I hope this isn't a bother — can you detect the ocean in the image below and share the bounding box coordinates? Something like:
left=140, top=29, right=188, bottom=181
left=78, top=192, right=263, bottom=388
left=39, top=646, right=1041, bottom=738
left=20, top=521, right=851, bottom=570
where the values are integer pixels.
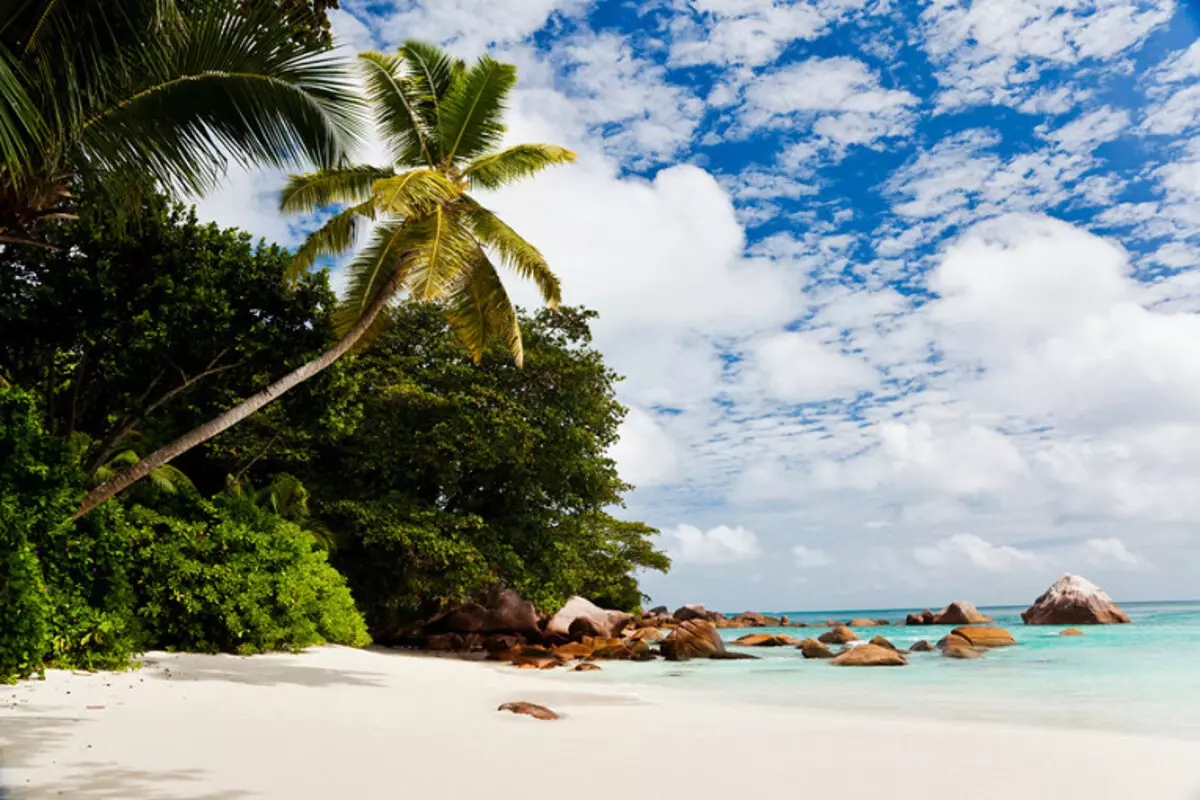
left=554, top=601, right=1200, bottom=740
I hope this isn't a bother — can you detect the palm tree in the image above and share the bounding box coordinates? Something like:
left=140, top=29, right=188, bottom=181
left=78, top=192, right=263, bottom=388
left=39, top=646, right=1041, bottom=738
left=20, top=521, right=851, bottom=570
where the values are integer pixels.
left=74, top=41, right=574, bottom=517
left=0, top=1, right=363, bottom=247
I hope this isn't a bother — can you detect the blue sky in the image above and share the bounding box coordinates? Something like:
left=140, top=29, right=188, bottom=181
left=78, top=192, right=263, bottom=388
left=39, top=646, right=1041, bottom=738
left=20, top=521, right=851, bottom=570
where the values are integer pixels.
left=199, top=1, right=1200, bottom=611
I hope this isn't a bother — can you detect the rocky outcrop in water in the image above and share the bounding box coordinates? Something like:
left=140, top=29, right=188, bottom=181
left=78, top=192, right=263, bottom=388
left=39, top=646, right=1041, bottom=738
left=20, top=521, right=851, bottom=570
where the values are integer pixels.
left=818, top=626, right=858, bottom=645
left=831, top=644, right=907, bottom=666
left=797, top=638, right=835, bottom=659
left=547, top=596, right=633, bottom=640
left=1021, top=574, right=1131, bottom=625
left=950, top=626, right=1016, bottom=648
left=661, top=619, right=727, bottom=661
left=932, top=601, right=993, bottom=625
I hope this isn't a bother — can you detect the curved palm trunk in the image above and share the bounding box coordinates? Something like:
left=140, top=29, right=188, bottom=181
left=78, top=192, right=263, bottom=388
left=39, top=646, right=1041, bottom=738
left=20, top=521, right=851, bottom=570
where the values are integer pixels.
left=73, top=272, right=404, bottom=519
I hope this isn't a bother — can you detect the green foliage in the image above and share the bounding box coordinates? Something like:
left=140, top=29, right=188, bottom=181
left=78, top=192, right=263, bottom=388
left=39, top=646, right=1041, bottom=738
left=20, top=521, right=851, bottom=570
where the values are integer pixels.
left=0, top=0, right=363, bottom=246
left=0, top=188, right=343, bottom=494
left=235, top=303, right=670, bottom=637
left=116, top=499, right=369, bottom=653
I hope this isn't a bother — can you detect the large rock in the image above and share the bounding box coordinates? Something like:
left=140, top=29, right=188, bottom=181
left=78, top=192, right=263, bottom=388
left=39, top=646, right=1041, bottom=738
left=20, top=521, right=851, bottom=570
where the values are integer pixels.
left=868, top=635, right=899, bottom=652
left=661, top=619, right=726, bottom=661
left=643, top=606, right=669, bottom=618
left=818, top=626, right=858, bottom=645
left=1021, top=574, right=1131, bottom=625
left=626, top=627, right=665, bottom=643
left=932, top=601, right=993, bottom=626
left=951, top=626, right=1016, bottom=648
left=798, top=638, right=835, bottom=659
left=423, top=587, right=540, bottom=639
left=673, top=603, right=715, bottom=622
left=547, top=596, right=633, bottom=640
left=846, top=618, right=878, bottom=627
left=831, top=644, right=907, bottom=666
left=732, top=633, right=798, bottom=647
left=905, top=609, right=936, bottom=625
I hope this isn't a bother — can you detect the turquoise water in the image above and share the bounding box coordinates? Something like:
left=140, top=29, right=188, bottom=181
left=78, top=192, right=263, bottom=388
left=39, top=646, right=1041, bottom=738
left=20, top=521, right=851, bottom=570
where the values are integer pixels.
left=567, top=602, right=1200, bottom=740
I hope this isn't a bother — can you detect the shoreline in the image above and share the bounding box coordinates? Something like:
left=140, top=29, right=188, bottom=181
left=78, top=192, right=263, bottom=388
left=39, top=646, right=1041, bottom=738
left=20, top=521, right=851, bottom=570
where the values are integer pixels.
left=3, top=646, right=1199, bottom=799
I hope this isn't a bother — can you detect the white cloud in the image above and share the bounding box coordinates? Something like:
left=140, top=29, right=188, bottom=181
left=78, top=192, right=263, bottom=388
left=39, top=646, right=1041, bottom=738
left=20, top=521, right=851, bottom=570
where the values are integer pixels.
left=793, top=545, right=833, bottom=568
left=1085, top=537, right=1144, bottom=568
left=356, top=0, right=590, bottom=53
left=913, top=533, right=1041, bottom=572
left=610, top=406, right=683, bottom=488
left=667, top=524, right=763, bottom=564
left=920, top=0, right=1175, bottom=112
left=669, top=0, right=871, bottom=68
left=750, top=331, right=877, bottom=403
left=1040, top=106, right=1131, bottom=154
left=735, top=56, right=918, bottom=153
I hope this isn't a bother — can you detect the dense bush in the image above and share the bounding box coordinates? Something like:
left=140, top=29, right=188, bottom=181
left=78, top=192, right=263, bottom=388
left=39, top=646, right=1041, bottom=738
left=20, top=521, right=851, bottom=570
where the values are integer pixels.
left=118, top=498, right=369, bottom=654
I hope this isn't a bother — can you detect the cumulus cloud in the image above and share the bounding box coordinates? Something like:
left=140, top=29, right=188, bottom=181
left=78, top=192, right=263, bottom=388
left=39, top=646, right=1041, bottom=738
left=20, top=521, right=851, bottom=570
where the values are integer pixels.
left=1085, top=537, right=1144, bottom=568
left=913, top=534, right=1041, bottom=572
left=667, top=525, right=763, bottom=565
left=750, top=331, right=877, bottom=403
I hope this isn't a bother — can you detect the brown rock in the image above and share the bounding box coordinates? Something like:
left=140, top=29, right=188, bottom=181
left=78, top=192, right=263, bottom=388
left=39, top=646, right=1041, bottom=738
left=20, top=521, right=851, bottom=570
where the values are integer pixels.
left=482, top=587, right=541, bottom=636
left=1021, top=574, right=1131, bottom=625
left=875, top=619, right=891, bottom=626
left=626, top=627, right=665, bottom=643
left=423, top=633, right=466, bottom=651
left=733, top=633, right=799, bottom=647
left=673, top=604, right=715, bottom=622
left=909, top=640, right=935, bottom=652
left=798, top=639, right=835, bottom=659
left=643, top=606, right=669, bottom=618
left=942, top=644, right=982, bottom=659
left=932, top=601, right=993, bottom=625
left=1060, top=628, right=1085, bottom=636
left=547, top=596, right=633, bottom=640
left=847, top=618, right=878, bottom=627
left=661, top=619, right=726, bottom=661
left=831, top=644, right=907, bottom=666
left=936, top=633, right=970, bottom=650
left=906, top=609, right=937, bottom=625
left=483, top=634, right=524, bottom=653
left=818, top=626, right=858, bottom=645
left=950, top=626, right=1016, bottom=648
left=868, top=635, right=898, bottom=651
left=511, top=646, right=560, bottom=669
left=552, top=642, right=594, bottom=660
left=498, top=702, right=558, bottom=720
left=780, top=616, right=790, bottom=626
left=573, top=663, right=602, bottom=672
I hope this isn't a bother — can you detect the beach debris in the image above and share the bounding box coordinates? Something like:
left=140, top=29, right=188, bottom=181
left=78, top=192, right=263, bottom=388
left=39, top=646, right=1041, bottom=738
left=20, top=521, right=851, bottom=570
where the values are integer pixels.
left=661, top=619, right=726, bottom=661
left=732, top=633, right=799, bottom=647
left=950, top=626, right=1016, bottom=648
left=831, top=644, right=907, bottom=666
left=932, top=601, right=993, bottom=626
left=547, top=596, right=633, bottom=640
left=909, top=640, right=935, bottom=652
left=573, top=663, right=602, bottom=672
left=1021, top=574, right=1131, bottom=625
left=498, top=702, right=559, bottom=721
left=797, top=638, right=835, bottom=659
left=1060, top=628, right=1084, bottom=636
left=818, top=626, right=858, bottom=645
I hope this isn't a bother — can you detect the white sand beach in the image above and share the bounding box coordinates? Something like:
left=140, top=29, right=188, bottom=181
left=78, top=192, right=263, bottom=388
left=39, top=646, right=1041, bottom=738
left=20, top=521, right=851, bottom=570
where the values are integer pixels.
left=2, top=646, right=1198, bottom=799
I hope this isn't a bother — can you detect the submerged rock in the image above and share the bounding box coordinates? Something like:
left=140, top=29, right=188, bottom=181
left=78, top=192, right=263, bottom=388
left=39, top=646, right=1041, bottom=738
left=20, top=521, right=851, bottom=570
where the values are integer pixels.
left=831, top=644, right=907, bottom=666
left=868, top=635, right=899, bottom=652
left=909, top=640, right=935, bottom=652
left=932, top=601, right=993, bottom=626
left=1021, top=574, right=1131, bottom=625
left=818, top=626, right=858, bottom=645
left=798, top=638, right=835, bottom=659
left=1060, top=628, right=1085, bottom=636
left=950, top=626, right=1016, bottom=648
left=942, top=644, right=982, bottom=659
left=573, top=663, right=602, bottom=672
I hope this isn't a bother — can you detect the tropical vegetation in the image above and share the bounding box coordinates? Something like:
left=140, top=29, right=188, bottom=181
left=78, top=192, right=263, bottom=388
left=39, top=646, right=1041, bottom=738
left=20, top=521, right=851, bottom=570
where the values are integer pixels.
left=0, top=8, right=666, bottom=682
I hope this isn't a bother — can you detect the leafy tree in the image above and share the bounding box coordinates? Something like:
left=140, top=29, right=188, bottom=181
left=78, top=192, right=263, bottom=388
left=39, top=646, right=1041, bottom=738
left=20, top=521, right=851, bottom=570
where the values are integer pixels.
left=0, top=0, right=362, bottom=247
left=0, top=190, right=341, bottom=494
left=76, top=41, right=575, bottom=517
left=244, top=303, right=670, bottom=637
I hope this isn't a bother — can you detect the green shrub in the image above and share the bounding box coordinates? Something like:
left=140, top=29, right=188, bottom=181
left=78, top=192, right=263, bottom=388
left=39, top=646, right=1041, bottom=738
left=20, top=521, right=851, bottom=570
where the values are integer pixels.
left=122, top=499, right=369, bottom=653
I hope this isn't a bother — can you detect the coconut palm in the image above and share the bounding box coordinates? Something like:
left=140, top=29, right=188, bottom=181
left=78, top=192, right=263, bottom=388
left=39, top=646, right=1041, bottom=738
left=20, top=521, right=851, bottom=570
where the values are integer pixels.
left=0, top=1, right=363, bottom=247
left=74, top=41, right=574, bottom=517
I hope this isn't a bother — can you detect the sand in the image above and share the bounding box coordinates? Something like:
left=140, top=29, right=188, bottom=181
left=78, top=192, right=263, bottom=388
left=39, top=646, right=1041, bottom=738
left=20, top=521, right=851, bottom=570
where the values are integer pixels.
left=1, top=646, right=1198, bottom=799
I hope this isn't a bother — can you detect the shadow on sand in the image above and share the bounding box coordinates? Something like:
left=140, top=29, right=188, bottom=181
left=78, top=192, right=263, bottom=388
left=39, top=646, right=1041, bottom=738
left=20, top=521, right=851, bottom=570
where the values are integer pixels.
left=141, top=653, right=385, bottom=689
left=9, top=762, right=253, bottom=799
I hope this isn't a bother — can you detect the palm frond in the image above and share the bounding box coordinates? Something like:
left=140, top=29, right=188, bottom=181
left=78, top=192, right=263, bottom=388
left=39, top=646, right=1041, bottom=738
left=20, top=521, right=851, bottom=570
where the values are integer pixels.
left=0, top=44, right=42, bottom=179
left=461, top=200, right=561, bottom=307
left=279, top=165, right=392, bottom=213
left=444, top=249, right=523, bottom=366
left=146, top=462, right=194, bottom=495
left=371, top=168, right=460, bottom=217
left=462, top=143, right=576, bottom=190
left=78, top=6, right=367, bottom=197
left=396, top=40, right=463, bottom=157
left=333, top=220, right=417, bottom=337
left=357, top=50, right=436, bottom=168
left=437, top=54, right=516, bottom=164
left=400, top=205, right=479, bottom=302
left=287, top=198, right=376, bottom=282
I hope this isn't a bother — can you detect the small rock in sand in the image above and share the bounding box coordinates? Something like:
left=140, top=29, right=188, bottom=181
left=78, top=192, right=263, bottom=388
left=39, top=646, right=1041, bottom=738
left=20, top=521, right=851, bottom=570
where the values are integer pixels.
left=498, top=702, right=559, bottom=720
